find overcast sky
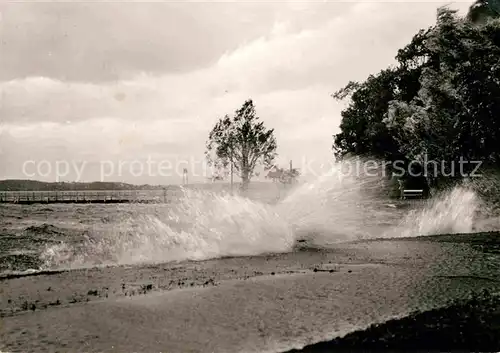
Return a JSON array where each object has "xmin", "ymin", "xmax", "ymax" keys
[{"xmin": 0, "ymin": 0, "xmax": 472, "ymax": 184}]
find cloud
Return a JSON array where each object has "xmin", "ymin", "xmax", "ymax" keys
[
  {"xmin": 0, "ymin": 1, "xmax": 302, "ymax": 82},
  {"xmin": 0, "ymin": 1, "xmax": 474, "ymax": 183},
  {"xmin": 1, "ymin": 2, "xmax": 469, "ymax": 123}
]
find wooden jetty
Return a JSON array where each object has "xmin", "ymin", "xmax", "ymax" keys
[{"xmin": 0, "ymin": 190, "xmax": 178, "ymax": 205}]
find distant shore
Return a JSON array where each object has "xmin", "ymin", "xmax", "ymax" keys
[
  {"xmin": 0, "ymin": 179, "xmax": 162, "ymax": 192},
  {"xmin": 0, "ymin": 179, "xmax": 280, "ymax": 192}
]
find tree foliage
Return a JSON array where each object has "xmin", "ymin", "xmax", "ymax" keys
[
  {"xmin": 333, "ymin": 3, "xmax": 500, "ymax": 188},
  {"xmin": 467, "ymin": 0, "xmax": 500, "ymax": 23},
  {"xmin": 205, "ymin": 99, "xmax": 278, "ymax": 189},
  {"xmin": 266, "ymin": 165, "xmax": 301, "ymax": 184}
]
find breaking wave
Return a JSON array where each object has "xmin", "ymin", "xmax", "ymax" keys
[{"xmin": 40, "ymin": 159, "xmax": 494, "ymax": 270}]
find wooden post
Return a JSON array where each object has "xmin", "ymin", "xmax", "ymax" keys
[{"xmin": 398, "ymin": 179, "xmax": 404, "ymax": 200}]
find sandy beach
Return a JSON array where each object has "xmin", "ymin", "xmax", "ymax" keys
[{"xmin": 2, "ymin": 233, "xmax": 500, "ymax": 353}]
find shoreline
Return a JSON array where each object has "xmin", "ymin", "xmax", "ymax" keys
[
  {"xmin": 0, "ymin": 247, "xmax": 368, "ymax": 318},
  {"xmin": 2, "ymin": 235, "xmax": 500, "ymax": 352}
]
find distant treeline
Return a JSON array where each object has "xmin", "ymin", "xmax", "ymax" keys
[
  {"xmin": 0, "ymin": 179, "xmax": 279, "ymax": 192},
  {"xmin": 333, "ymin": 0, "xmax": 500, "ymax": 192},
  {"xmin": 0, "ymin": 180, "xmax": 168, "ymax": 192}
]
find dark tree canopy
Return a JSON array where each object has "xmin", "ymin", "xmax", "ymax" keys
[
  {"xmin": 333, "ymin": 4, "xmax": 500, "ymax": 189},
  {"xmin": 467, "ymin": 0, "xmax": 500, "ymax": 23},
  {"xmin": 205, "ymin": 99, "xmax": 277, "ymax": 189}
]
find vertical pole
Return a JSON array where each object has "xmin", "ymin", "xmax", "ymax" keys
[
  {"xmin": 183, "ymin": 168, "xmax": 189, "ymax": 186},
  {"xmin": 230, "ymin": 150, "xmax": 234, "ymax": 194}
]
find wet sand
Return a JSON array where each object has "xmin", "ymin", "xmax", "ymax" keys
[{"xmin": 1, "ymin": 233, "xmax": 500, "ymax": 353}]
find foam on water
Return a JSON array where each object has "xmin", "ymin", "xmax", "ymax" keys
[
  {"xmin": 41, "ymin": 191, "xmax": 292, "ymax": 269},
  {"xmin": 40, "ymin": 158, "xmax": 493, "ymax": 270},
  {"xmin": 392, "ymin": 187, "xmax": 480, "ymax": 238}
]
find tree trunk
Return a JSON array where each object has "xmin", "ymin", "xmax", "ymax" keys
[
  {"xmin": 241, "ymin": 168, "xmax": 250, "ymax": 191},
  {"xmin": 240, "ymin": 147, "xmax": 251, "ymax": 191}
]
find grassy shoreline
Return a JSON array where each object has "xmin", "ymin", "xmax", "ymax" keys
[{"xmin": 285, "ymin": 290, "xmax": 500, "ymax": 352}]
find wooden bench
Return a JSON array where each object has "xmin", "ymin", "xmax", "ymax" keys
[{"xmin": 401, "ymin": 189, "xmax": 424, "ymax": 199}]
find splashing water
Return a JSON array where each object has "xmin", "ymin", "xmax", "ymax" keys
[
  {"xmin": 41, "ymin": 158, "xmax": 494, "ymax": 270},
  {"xmin": 391, "ymin": 187, "xmax": 479, "ymax": 238},
  {"xmin": 41, "ymin": 191, "xmax": 293, "ymax": 269}
]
